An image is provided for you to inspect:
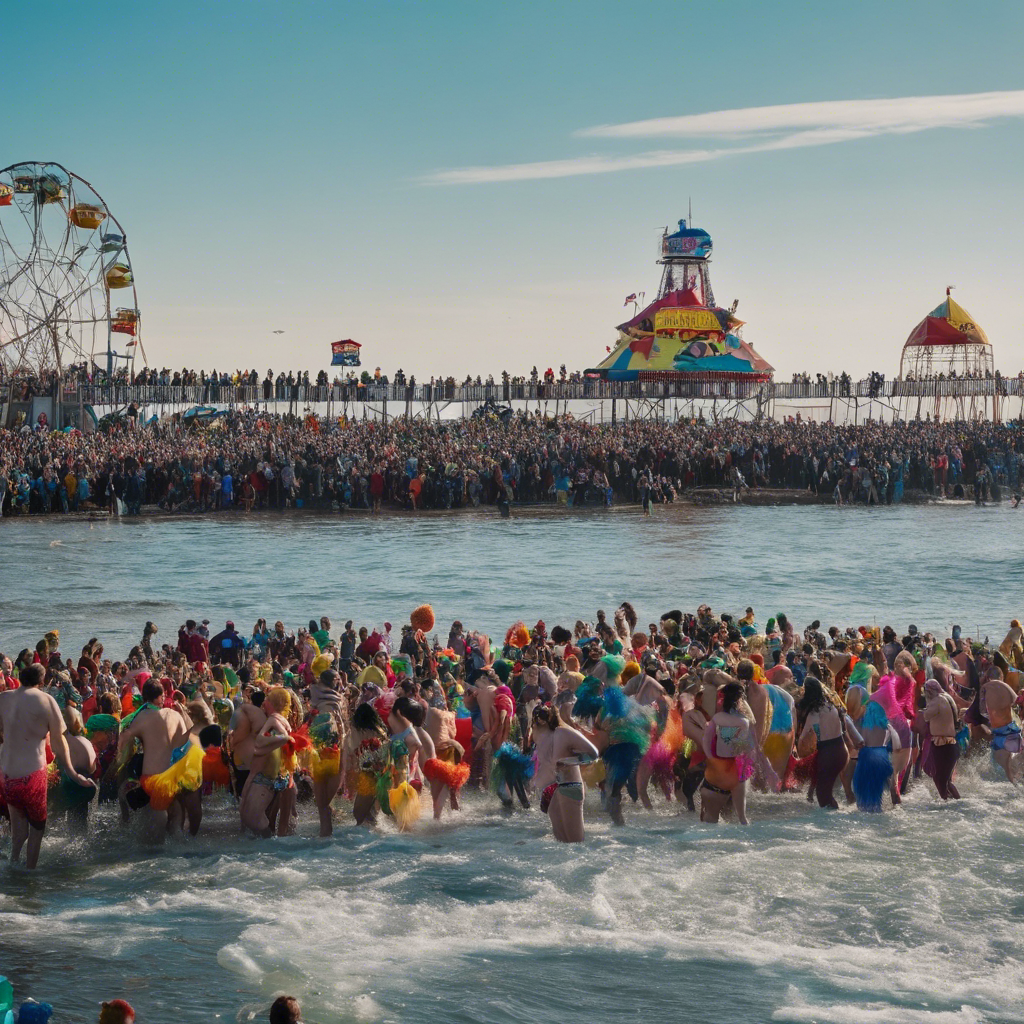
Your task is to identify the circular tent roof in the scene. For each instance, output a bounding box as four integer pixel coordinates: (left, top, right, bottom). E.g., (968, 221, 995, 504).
(903, 293, 989, 350)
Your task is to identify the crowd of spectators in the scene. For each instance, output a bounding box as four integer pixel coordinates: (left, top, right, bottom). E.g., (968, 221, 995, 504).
(2, 406, 1022, 517)
(6, 361, 1022, 405)
(0, 363, 590, 401)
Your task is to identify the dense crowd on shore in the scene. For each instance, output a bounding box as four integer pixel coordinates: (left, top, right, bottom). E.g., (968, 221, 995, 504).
(2, 409, 1023, 516)
(2, 601, 1022, 869)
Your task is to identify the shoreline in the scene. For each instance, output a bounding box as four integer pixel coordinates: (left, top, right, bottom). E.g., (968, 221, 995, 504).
(0, 488, 1001, 524)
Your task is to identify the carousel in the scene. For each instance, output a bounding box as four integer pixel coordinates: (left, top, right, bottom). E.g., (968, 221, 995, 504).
(897, 289, 998, 421)
(589, 218, 773, 418)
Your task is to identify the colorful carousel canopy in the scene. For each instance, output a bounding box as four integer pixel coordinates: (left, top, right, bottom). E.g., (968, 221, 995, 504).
(904, 295, 989, 348)
(595, 292, 772, 381)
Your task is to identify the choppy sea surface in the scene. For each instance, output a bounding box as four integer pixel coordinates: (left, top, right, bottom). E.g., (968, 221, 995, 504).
(2, 503, 1023, 1024)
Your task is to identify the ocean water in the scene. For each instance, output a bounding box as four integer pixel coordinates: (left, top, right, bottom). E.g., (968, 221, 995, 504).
(2, 504, 1023, 1024)
(1, 500, 1022, 658)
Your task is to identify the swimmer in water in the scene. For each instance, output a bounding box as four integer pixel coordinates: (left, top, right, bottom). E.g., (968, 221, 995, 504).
(345, 701, 388, 827)
(227, 689, 267, 799)
(52, 705, 98, 835)
(983, 667, 1022, 782)
(701, 681, 754, 825)
(533, 703, 599, 842)
(680, 672, 718, 812)
(853, 699, 897, 812)
(421, 684, 469, 818)
(117, 678, 202, 842)
(0, 664, 95, 867)
(306, 668, 348, 837)
(920, 679, 961, 800)
(797, 676, 861, 809)
(239, 687, 296, 837)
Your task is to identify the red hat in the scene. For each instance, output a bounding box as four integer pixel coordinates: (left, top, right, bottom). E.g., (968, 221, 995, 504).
(226, 620, 235, 628)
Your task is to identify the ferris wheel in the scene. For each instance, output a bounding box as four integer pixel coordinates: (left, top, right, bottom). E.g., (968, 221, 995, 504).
(0, 160, 145, 378)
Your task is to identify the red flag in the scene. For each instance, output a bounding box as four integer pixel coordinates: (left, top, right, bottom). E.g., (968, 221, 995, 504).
(624, 293, 637, 305)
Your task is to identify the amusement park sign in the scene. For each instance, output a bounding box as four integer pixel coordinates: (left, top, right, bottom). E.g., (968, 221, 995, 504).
(654, 308, 721, 333)
(662, 235, 712, 258)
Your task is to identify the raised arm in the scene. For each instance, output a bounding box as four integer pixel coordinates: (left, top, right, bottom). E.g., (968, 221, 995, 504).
(562, 728, 599, 764)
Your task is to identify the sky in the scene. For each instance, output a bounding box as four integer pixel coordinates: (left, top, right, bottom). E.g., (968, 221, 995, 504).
(4, 0, 1024, 380)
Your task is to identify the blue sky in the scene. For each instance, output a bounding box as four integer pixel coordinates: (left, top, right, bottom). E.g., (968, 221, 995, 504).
(4, 0, 1023, 379)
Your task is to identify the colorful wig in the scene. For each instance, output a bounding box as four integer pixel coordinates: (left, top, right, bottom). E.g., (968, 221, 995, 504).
(505, 621, 531, 650)
(410, 604, 435, 633)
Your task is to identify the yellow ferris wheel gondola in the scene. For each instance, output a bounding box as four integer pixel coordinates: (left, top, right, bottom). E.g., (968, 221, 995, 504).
(105, 263, 133, 289)
(0, 183, 12, 207)
(69, 203, 106, 230)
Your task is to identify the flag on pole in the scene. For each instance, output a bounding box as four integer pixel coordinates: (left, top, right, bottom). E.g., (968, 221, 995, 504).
(624, 293, 637, 305)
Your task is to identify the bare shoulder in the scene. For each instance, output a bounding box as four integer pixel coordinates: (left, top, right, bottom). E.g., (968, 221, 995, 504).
(24, 688, 57, 710)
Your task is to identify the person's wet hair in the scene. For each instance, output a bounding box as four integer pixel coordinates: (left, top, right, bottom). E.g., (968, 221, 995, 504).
(353, 702, 384, 733)
(141, 679, 164, 703)
(19, 663, 44, 688)
(797, 676, 827, 715)
(532, 703, 561, 730)
(269, 995, 302, 1024)
(720, 681, 744, 713)
(394, 695, 425, 726)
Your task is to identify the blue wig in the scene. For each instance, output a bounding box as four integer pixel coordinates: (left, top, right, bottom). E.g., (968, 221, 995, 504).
(862, 700, 890, 731)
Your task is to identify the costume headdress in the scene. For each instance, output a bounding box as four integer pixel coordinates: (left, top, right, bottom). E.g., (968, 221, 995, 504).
(410, 604, 435, 633)
(16, 1002, 53, 1024)
(505, 621, 531, 650)
(98, 1000, 135, 1024)
(572, 677, 604, 719)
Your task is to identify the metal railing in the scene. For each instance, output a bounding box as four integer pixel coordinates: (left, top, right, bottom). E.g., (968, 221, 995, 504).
(65, 376, 1022, 408)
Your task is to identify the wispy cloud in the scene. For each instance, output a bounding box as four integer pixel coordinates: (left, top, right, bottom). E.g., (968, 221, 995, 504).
(578, 91, 1024, 139)
(422, 91, 1024, 184)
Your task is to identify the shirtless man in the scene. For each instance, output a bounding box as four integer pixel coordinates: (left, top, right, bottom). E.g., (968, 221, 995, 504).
(983, 669, 1022, 782)
(118, 679, 202, 842)
(0, 664, 95, 867)
(422, 688, 466, 815)
(228, 690, 267, 797)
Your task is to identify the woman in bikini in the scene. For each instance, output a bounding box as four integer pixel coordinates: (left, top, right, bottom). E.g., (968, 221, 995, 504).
(701, 681, 754, 825)
(239, 687, 296, 838)
(533, 703, 599, 842)
(797, 676, 862, 809)
(679, 674, 716, 812)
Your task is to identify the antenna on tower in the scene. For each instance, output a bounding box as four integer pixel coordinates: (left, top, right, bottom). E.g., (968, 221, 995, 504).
(688, 196, 692, 224)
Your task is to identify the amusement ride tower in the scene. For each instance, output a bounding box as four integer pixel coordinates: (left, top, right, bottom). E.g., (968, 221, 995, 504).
(657, 219, 715, 305)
